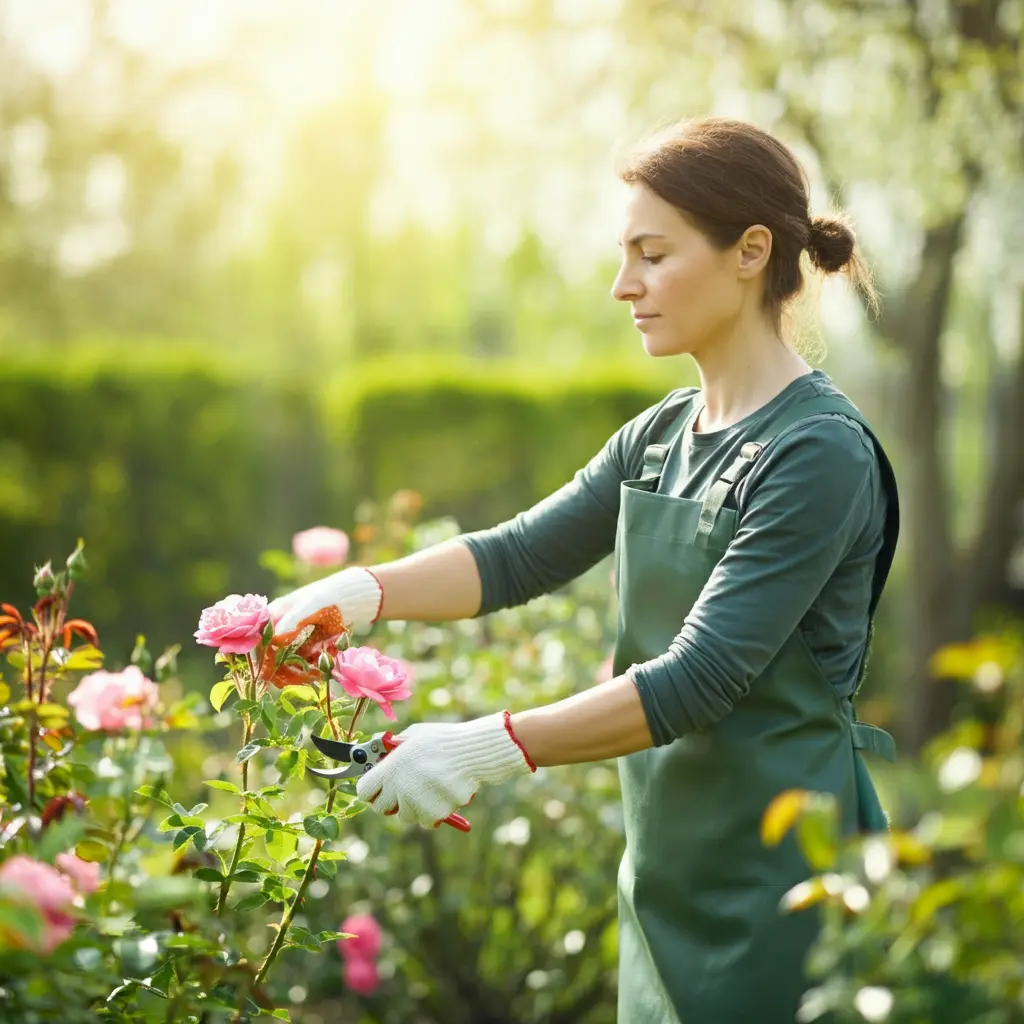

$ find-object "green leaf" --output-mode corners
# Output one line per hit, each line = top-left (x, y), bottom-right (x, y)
(236, 742), (262, 765)
(210, 679), (236, 712)
(158, 814), (185, 833)
(173, 826), (206, 852)
(233, 892), (269, 912)
(236, 699), (260, 714)
(135, 785), (174, 808)
(204, 779), (243, 795)
(317, 850), (348, 861)
(237, 858), (271, 872)
(317, 930), (349, 942)
(274, 749), (300, 782)
(194, 867), (224, 882)
(316, 858), (337, 879)
(265, 828), (298, 865)
(303, 815), (339, 842)
(38, 817), (87, 862)
(229, 869), (260, 883)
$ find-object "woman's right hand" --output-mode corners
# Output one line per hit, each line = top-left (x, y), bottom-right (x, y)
(268, 566), (383, 636)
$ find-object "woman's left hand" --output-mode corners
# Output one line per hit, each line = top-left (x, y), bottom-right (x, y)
(355, 712), (536, 829)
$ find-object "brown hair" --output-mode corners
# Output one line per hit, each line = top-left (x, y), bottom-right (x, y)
(616, 117), (878, 329)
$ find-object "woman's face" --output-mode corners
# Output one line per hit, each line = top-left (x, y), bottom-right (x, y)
(611, 183), (750, 359)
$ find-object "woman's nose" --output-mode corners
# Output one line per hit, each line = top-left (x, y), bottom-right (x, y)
(611, 263), (642, 302)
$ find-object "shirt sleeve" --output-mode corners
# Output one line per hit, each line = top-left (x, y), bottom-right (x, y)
(630, 415), (884, 747)
(460, 392), (687, 614)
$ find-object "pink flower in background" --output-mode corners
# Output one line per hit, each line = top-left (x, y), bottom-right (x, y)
(343, 957), (379, 995)
(331, 648), (412, 722)
(338, 913), (382, 961)
(194, 593), (271, 655)
(292, 527), (350, 568)
(0, 855), (77, 953)
(338, 913), (382, 996)
(67, 665), (159, 732)
(54, 852), (101, 895)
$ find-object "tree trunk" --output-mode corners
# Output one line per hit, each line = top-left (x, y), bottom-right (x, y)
(879, 217), (968, 751)
(967, 294), (1024, 615)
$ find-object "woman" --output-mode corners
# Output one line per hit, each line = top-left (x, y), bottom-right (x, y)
(271, 117), (899, 1023)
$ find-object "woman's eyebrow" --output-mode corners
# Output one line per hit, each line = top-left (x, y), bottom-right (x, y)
(617, 233), (668, 247)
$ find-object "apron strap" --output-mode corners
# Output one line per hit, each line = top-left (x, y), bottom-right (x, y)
(635, 390), (701, 493)
(694, 442), (764, 548)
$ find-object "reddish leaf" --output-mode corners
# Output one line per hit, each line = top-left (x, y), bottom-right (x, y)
(62, 619), (99, 649)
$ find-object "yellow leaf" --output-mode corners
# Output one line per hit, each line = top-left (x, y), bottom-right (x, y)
(761, 789), (811, 847)
(930, 636), (1016, 679)
(891, 832), (932, 866)
(74, 839), (108, 863)
(210, 679), (236, 712)
(780, 877), (829, 913)
(280, 684), (320, 703)
(64, 645), (104, 671)
(41, 731), (64, 752)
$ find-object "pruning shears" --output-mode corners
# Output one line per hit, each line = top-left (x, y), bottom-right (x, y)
(307, 731), (472, 832)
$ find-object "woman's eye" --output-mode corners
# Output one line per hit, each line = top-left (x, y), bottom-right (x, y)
(641, 255), (664, 265)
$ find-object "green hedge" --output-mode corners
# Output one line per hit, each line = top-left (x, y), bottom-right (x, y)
(1, 349), (679, 663)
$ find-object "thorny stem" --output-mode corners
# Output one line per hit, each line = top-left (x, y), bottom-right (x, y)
(254, 781), (339, 987)
(216, 715), (254, 915)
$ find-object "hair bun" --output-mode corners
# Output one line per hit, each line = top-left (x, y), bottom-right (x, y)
(807, 216), (856, 274)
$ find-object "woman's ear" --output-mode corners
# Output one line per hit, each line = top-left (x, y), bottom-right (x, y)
(736, 225), (773, 279)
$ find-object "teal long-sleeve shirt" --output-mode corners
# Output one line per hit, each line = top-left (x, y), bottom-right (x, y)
(460, 369), (888, 747)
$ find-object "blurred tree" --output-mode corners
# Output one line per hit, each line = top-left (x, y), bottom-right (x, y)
(619, 0), (1023, 750)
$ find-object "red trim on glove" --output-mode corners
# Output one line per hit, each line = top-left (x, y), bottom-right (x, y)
(502, 710), (537, 773)
(365, 568), (385, 625)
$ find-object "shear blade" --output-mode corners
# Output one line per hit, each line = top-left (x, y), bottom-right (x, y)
(307, 763), (356, 779)
(310, 733), (355, 762)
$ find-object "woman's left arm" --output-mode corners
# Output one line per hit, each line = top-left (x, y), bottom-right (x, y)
(510, 672), (653, 766)
(354, 675), (652, 829)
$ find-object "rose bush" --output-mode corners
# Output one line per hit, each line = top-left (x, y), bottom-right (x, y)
(0, 539), (412, 1021)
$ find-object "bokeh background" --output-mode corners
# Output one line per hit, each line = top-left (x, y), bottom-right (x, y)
(1, 0), (1022, 1019)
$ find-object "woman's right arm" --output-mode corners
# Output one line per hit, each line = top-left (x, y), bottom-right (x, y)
(271, 392), (684, 631)
(370, 537), (483, 621)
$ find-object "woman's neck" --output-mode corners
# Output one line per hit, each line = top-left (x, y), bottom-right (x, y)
(691, 324), (812, 433)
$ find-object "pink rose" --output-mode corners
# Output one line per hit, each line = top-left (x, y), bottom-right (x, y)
(343, 957), (380, 995)
(292, 526), (350, 568)
(194, 593), (271, 655)
(338, 913), (382, 961)
(0, 855), (77, 953)
(331, 648), (412, 722)
(54, 852), (101, 895)
(67, 665), (159, 732)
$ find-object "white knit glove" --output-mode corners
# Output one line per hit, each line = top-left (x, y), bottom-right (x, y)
(355, 712), (536, 829)
(268, 567), (382, 635)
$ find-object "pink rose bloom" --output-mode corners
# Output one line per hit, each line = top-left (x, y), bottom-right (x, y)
(0, 855), (77, 953)
(338, 913), (382, 960)
(67, 665), (159, 732)
(331, 648), (412, 722)
(54, 852), (101, 895)
(343, 957), (380, 995)
(194, 593), (271, 655)
(292, 526), (350, 568)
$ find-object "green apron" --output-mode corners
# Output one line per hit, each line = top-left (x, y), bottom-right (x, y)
(613, 392), (899, 1023)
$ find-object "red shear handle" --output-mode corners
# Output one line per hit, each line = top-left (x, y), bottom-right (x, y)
(379, 732), (473, 832)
